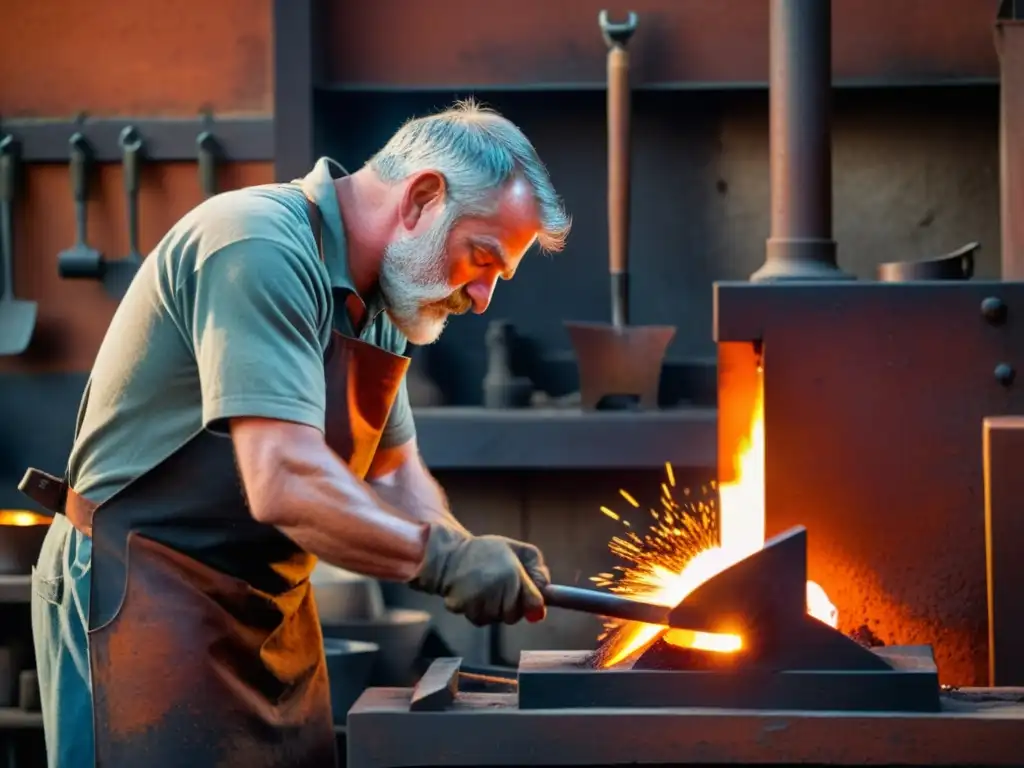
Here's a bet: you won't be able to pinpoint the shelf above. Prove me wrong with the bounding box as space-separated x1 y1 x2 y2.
0 576 30 604
412 406 717 471
0 708 41 730
316 78 1000 95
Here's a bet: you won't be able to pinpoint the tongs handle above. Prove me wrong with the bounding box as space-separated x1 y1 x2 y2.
541 584 714 632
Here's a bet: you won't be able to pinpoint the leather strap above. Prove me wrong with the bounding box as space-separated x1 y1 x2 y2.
19 468 97 536
304 196 324 263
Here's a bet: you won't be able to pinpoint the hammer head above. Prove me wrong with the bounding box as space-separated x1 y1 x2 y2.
598 10 638 49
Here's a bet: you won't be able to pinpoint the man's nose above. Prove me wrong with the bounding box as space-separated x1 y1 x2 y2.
465 274 499 314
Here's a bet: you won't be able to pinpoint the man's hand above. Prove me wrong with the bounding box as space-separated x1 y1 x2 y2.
410 525 551 626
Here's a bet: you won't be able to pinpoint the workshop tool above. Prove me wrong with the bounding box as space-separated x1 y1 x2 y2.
482 319 533 408
57 133 104 280
0 135 37 355
564 11 676 411
101 126 145 300
541 583 717 633
197 130 219 199
877 241 978 282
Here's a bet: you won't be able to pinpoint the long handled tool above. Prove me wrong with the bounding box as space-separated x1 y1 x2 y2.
541 583 716 632
563 11 676 411
101 126 144 300
0 135 37 356
57 133 104 281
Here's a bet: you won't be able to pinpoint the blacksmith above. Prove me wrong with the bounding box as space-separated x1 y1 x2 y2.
23 101 571 767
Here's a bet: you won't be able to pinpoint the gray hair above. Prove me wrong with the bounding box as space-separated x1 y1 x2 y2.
366 100 571 253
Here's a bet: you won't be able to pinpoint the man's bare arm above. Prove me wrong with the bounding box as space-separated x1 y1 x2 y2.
368 439 470 535
230 417 430 581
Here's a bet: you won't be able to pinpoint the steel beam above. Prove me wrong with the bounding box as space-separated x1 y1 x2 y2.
272 0 317 181
996 6 1024 278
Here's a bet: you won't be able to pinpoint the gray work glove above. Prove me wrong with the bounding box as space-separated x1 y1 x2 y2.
410 525 551 626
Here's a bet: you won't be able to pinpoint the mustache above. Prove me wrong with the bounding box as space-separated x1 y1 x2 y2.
440 288 472 315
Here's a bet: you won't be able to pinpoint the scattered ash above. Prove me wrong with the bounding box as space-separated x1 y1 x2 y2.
848 624 886 648
581 650 604 669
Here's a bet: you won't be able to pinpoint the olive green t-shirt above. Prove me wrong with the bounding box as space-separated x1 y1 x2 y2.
67 157 415 504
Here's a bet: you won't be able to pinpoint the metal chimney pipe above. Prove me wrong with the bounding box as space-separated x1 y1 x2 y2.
752 0 849 281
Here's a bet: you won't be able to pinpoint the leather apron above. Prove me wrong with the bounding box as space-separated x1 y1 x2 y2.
19 199 410 768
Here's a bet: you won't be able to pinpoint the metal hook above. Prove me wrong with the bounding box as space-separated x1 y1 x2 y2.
196 130 219 199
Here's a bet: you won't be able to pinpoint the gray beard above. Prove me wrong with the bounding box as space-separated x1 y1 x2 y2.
378 207 458 346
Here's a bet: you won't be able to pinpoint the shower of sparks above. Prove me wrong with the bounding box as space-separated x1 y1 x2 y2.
591 463 719 646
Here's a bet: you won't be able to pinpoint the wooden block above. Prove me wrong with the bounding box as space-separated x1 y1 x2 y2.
410 657 461 712
983 416 1024 686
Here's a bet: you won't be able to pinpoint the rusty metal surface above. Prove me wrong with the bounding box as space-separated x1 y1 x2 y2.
564 322 675 409
983 416 1024 686
715 280 1024 686
347 686 1024 767
321 0 999 89
0 0 271 116
997 20 1024 278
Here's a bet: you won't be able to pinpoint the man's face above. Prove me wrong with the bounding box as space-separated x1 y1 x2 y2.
379 176 540 345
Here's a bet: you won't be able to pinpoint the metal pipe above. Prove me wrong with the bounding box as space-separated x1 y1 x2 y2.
752 0 849 281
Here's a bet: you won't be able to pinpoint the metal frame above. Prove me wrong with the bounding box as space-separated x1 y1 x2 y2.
983 416 1024 686
0 116 272 163
272 0 317 181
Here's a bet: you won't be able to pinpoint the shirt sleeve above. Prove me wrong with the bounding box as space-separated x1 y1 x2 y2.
179 238 331 433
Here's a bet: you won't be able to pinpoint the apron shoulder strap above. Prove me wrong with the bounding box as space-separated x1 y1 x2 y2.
303 197 325 264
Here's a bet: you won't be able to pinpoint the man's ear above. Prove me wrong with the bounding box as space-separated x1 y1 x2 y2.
399 171 446 230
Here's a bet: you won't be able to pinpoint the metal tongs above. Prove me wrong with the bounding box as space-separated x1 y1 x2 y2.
541 584 716 632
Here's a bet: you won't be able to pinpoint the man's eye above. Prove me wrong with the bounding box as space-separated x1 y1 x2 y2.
471 247 490 267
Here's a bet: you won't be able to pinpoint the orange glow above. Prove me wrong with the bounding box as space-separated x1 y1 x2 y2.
0 510 51 527
593 369 838 667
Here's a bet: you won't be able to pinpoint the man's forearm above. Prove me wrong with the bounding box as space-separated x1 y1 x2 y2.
231 418 431 582
371 451 470 535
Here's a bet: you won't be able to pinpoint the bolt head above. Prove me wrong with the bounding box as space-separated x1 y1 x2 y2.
982 296 1008 325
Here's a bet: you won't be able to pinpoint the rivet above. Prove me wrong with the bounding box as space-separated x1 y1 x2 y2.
982 297 1008 326
995 363 1016 387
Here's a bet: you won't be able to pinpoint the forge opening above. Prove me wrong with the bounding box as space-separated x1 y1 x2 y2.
590 341 837 670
